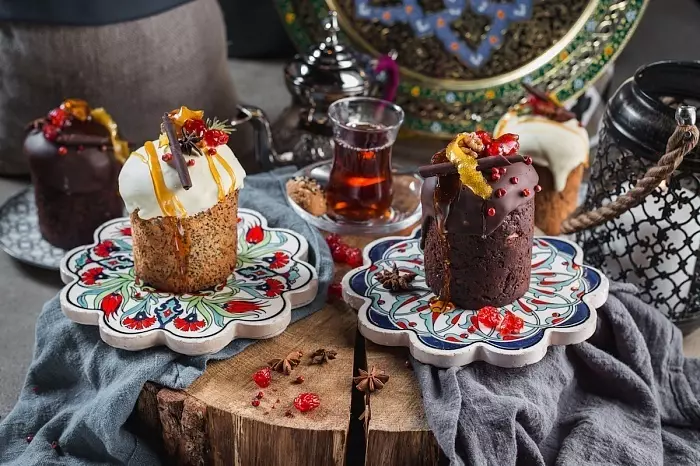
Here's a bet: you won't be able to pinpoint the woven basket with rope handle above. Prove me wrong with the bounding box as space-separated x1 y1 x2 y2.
560 105 700 235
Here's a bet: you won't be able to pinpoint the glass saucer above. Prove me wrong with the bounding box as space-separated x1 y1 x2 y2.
286 160 423 235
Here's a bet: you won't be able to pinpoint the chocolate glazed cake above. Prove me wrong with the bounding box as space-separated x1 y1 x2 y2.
420 131 539 310
24 99 128 249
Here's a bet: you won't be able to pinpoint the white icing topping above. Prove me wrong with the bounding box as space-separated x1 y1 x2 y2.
494 113 589 192
119 140 246 219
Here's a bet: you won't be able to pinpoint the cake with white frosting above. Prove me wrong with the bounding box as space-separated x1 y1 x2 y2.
119 106 246 293
494 90 588 235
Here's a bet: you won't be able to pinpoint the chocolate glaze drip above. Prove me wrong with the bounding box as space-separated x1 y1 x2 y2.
421 150 539 246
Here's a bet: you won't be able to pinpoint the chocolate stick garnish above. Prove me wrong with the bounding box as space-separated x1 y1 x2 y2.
419 154 526 178
162 113 192 190
55 133 111 147
522 83 577 122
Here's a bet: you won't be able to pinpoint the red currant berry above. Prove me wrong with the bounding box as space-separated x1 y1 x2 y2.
183 118 207 136
486 142 501 156
186 159 195 167
475 130 492 146
476 306 502 328
57 146 68 156
203 129 229 147
42 124 60 141
328 283 343 300
346 248 363 268
293 392 320 413
510 177 519 184
331 244 347 263
495 188 506 198
48 108 69 127
326 234 341 247
162 153 173 162
522 188 531 197
497 310 524 337
252 367 272 388
251 399 260 407
486 207 496 217
534 185 542 193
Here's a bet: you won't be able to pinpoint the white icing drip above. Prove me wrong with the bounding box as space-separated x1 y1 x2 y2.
118 141 246 219
494 113 589 192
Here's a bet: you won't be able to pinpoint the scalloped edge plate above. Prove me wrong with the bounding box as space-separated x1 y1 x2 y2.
59 208 318 355
342 226 608 368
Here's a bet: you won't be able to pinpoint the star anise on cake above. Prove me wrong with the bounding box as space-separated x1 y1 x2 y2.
375 264 417 292
268 350 302 375
310 348 337 365
178 128 205 157
353 366 389 393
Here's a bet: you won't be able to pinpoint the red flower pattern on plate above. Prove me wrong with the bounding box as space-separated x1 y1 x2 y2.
123 313 156 330
94 240 117 257
269 251 289 269
261 278 285 297
174 315 206 332
246 225 264 244
100 293 123 318
81 267 105 285
224 300 266 313
119 227 132 236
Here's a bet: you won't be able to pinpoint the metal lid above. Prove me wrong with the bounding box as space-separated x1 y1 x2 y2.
284 11 367 100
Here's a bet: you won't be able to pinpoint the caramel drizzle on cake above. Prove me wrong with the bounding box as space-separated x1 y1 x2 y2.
144 141 187 217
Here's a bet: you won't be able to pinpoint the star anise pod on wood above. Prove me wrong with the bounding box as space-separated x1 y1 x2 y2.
178 128 205 157
310 348 337 365
268 350 302 375
375 264 417 292
353 366 389 393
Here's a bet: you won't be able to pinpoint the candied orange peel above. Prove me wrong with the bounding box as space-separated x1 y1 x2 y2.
446 132 492 199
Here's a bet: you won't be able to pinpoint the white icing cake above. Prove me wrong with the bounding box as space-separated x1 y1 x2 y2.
119 137 246 220
494 112 589 192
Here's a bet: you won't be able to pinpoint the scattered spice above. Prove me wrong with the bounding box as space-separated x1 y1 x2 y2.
268 350 302 375
251 399 260 407
26 434 33 443
353 366 390 393
375 264 417 292
293 376 305 384
405 360 413 370
310 348 337 365
256 391 264 399
285 410 294 418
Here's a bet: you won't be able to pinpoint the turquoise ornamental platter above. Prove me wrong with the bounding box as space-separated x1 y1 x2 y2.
274 0 647 137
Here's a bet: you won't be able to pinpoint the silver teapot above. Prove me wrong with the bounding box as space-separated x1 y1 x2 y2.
232 11 399 171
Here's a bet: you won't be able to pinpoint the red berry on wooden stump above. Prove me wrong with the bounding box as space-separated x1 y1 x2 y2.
252 367 272 388
293 393 320 412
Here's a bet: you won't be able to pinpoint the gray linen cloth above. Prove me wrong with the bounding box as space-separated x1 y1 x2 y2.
0 168 332 465
414 282 700 465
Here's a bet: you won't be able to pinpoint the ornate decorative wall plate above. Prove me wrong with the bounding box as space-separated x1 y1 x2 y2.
275 0 647 137
342 227 608 367
60 209 318 355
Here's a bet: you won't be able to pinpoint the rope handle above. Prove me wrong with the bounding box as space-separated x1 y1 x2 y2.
561 106 700 234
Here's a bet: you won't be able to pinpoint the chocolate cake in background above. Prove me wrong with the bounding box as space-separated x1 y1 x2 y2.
24 99 127 249
420 131 539 310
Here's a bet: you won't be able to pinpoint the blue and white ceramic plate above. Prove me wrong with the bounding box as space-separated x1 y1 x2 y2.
342 227 608 368
60 209 318 355
0 188 65 270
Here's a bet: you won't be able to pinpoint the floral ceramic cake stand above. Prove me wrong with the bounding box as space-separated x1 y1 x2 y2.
59 208 318 355
342 227 608 368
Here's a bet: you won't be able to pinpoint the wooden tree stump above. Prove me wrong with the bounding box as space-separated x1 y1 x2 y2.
132 228 444 465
